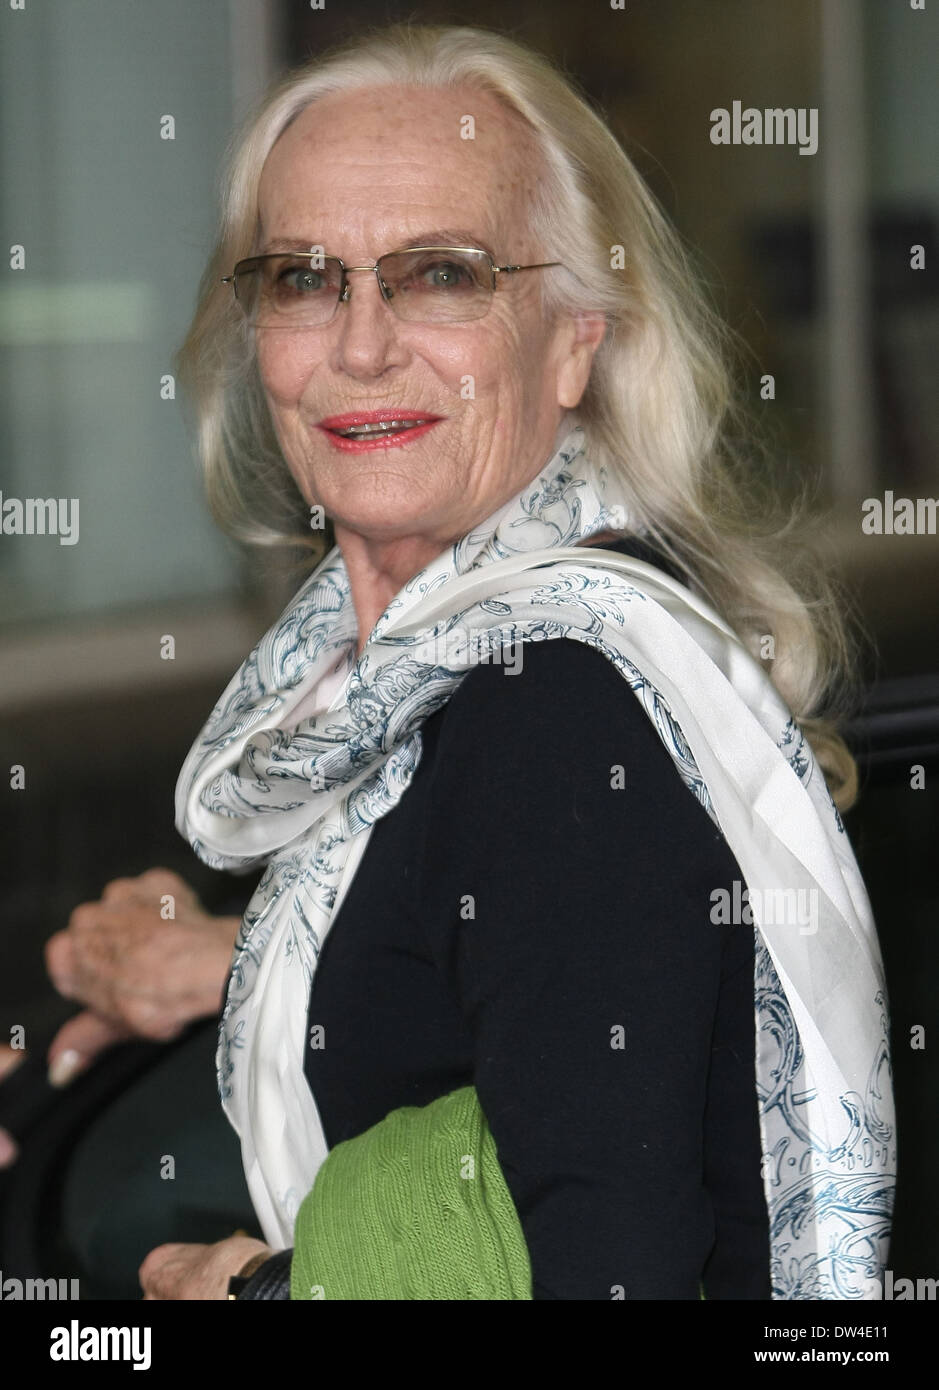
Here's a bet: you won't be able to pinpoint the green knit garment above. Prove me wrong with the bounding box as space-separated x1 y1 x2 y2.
290 1085 533 1300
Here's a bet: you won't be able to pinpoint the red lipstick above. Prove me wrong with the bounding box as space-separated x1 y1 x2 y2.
316 409 443 452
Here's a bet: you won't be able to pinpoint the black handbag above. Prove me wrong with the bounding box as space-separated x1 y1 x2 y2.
229 1248 292 1300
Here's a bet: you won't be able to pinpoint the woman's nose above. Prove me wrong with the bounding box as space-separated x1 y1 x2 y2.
330 268 408 378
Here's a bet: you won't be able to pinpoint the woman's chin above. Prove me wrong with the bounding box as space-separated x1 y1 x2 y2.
330 503 444 544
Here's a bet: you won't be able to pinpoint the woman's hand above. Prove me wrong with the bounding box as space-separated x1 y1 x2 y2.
43 868 241 1085
139 1235 273 1301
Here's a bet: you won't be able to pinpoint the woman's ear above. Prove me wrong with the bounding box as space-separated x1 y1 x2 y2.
555 312 607 409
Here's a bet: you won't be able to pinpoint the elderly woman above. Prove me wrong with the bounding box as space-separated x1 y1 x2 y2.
142 24 895 1301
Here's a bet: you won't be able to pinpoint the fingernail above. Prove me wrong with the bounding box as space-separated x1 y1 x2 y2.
0 1129 18 1168
48 1049 83 1088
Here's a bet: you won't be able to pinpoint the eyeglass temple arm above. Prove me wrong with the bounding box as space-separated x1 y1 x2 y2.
493 261 562 274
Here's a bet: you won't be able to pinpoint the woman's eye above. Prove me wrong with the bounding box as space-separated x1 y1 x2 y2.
419 260 472 290
277 265 325 293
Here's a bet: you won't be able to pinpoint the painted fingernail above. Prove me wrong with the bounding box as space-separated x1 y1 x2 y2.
48 1049 83 1088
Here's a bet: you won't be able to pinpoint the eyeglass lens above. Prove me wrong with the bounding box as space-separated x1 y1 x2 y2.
234 249 494 326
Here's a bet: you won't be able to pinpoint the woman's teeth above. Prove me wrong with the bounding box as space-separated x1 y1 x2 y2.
335 418 432 438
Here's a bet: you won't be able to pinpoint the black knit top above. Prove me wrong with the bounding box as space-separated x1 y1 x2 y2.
248 537 772 1299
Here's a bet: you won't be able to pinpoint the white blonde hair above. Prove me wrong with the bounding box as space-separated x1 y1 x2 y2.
175 22 865 809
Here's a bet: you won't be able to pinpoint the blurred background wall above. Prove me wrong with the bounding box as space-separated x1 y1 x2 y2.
1 0 936 1276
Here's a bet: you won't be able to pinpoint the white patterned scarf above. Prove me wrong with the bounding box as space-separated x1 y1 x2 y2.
175 423 895 1299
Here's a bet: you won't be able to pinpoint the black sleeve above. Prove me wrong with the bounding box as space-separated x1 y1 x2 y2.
416 637 749 1300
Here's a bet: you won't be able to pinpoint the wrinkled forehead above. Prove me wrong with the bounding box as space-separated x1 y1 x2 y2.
257 84 544 257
